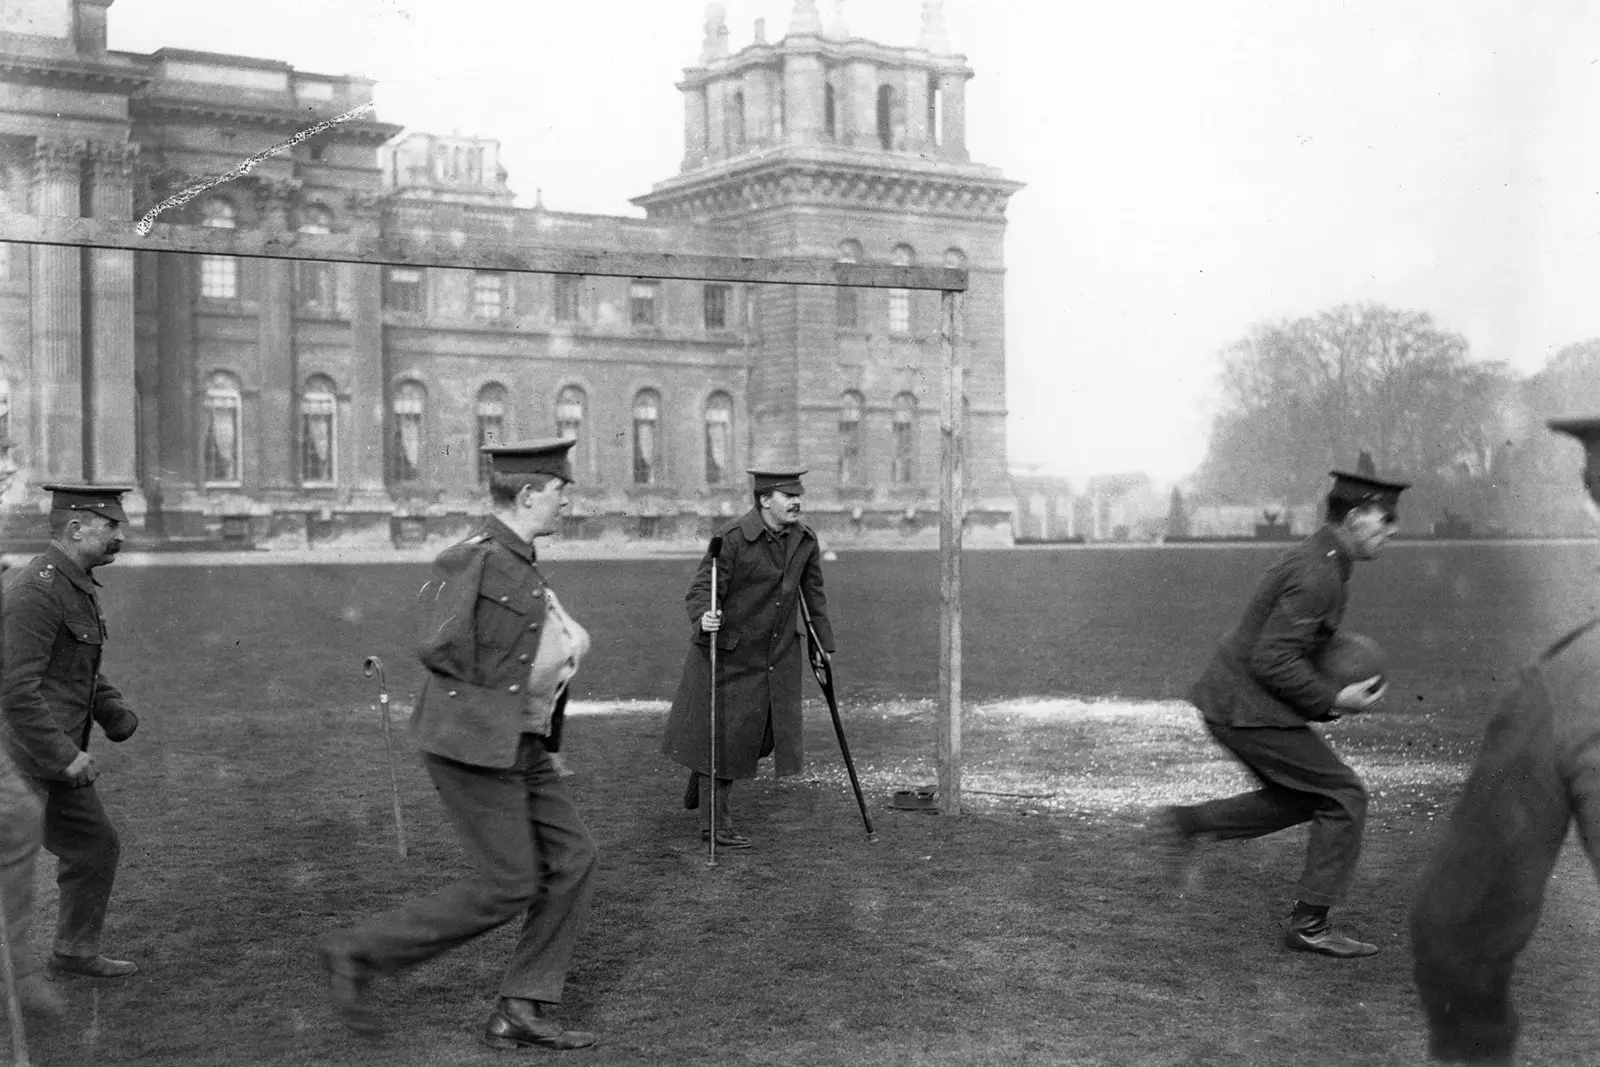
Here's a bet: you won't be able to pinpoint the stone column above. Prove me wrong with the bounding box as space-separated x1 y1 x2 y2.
682 82 709 169
782 50 826 145
28 138 86 484
845 59 877 149
344 191 390 507
85 141 141 510
252 177 299 493
939 70 970 162
903 69 930 152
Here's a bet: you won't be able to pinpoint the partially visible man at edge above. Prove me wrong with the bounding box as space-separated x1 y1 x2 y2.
1411 416 1600 1065
1 482 143 986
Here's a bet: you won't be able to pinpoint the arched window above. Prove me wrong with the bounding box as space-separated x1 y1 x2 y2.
556 385 586 441
889 244 914 334
892 392 916 484
296 205 335 311
876 84 897 149
476 382 508 484
202 371 243 485
944 247 967 269
300 374 337 485
391 380 426 484
838 391 864 485
836 240 862 328
198 198 239 299
704 392 733 486
632 389 661 485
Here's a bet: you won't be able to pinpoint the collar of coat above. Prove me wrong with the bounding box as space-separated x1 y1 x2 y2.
737 507 809 543
44 543 101 594
479 514 536 563
1310 524 1353 581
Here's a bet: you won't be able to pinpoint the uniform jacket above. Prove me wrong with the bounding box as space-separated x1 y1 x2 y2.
409 516 571 769
660 508 834 779
0 545 138 781
1188 526 1351 729
1410 617 1600 1066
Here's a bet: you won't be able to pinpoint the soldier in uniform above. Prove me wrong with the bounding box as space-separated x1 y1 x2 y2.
320 439 599 1052
661 468 835 849
0 484 141 982
1410 417 1600 1065
0 448 71 1015
1154 469 1404 958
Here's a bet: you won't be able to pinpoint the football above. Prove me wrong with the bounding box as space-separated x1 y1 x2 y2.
1314 632 1387 688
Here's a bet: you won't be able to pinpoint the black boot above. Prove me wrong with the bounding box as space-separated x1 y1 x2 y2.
1283 902 1378 958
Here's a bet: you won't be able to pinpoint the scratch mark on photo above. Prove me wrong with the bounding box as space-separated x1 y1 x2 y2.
135 102 376 235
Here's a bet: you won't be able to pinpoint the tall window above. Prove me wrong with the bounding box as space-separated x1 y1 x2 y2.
198 198 238 299
476 382 507 484
473 271 507 319
928 73 944 147
553 275 582 322
838 391 864 485
703 284 730 330
824 82 837 140
295 205 335 311
391 381 426 484
0 170 12 282
300 374 337 485
892 393 916 484
556 385 586 441
704 392 733 485
889 243 914 334
202 371 243 485
836 240 862 329
633 389 660 485
630 281 659 327
384 267 425 313
877 84 897 149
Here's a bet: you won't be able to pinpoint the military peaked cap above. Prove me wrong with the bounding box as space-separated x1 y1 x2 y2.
749 468 807 495
42 483 133 523
481 438 577 484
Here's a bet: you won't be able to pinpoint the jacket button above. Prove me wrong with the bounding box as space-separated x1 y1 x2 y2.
528 623 538 631
508 684 521 693
447 690 459 698
519 653 530 663
500 595 509 603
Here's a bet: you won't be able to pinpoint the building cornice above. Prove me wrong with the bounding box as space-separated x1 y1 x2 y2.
130 98 403 144
679 37 972 88
0 53 151 93
633 152 1024 222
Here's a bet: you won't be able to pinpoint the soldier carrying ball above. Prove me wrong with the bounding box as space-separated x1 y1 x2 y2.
1153 464 1407 958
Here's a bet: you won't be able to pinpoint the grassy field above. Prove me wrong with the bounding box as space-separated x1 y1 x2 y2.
11 542 1600 1065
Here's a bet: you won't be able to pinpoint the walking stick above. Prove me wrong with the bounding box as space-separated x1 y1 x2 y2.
0 889 30 1067
706 534 724 868
363 656 408 858
799 596 877 842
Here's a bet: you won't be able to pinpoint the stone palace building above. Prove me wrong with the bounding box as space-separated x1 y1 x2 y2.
0 0 1022 547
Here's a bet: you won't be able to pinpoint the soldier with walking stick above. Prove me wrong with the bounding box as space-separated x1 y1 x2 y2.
662 468 836 850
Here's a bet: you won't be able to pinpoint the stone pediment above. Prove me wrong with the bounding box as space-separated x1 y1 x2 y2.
635 155 1023 222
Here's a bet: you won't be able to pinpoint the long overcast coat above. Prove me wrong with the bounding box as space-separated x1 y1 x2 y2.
661 508 834 780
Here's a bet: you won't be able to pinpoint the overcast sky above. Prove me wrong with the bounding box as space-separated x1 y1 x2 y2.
107 0 1600 486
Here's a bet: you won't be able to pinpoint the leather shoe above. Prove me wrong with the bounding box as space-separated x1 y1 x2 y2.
48 953 137 978
1283 916 1379 958
699 827 752 849
482 998 597 1051
319 939 382 1036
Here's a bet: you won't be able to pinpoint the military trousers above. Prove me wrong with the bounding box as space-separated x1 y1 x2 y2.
1176 721 1367 907
340 736 598 1003
33 778 121 957
0 751 44 978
